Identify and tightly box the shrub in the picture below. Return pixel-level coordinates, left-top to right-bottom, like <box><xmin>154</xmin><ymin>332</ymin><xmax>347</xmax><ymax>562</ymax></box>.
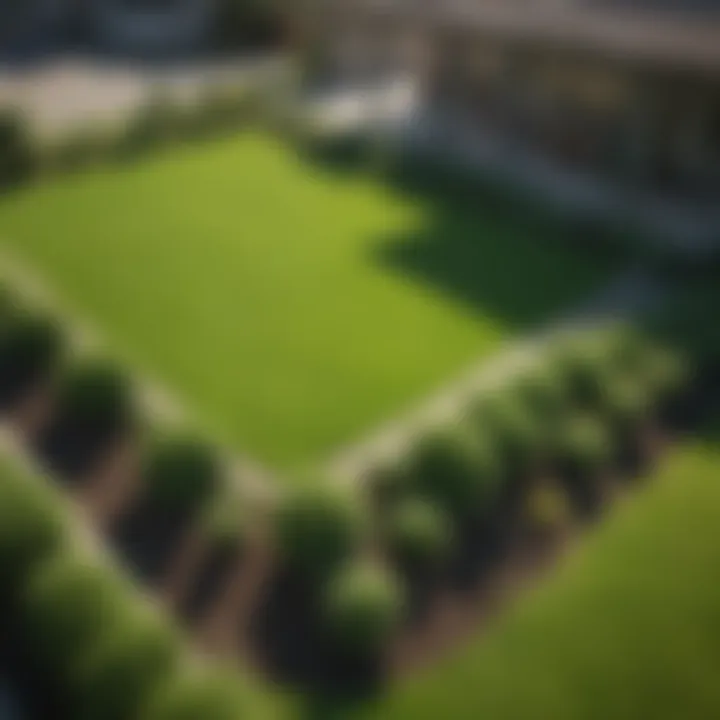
<box><xmin>275</xmin><ymin>482</ymin><xmax>366</xmax><ymax>578</ymax></box>
<box><xmin>323</xmin><ymin>561</ymin><xmax>404</xmax><ymax>656</ymax></box>
<box><xmin>22</xmin><ymin>552</ymin><xmax>129</xmax><ymax>674</ymax></box>
<box><xmin>186</xmin><ymin>86</ymin><xmax>254</xmax><ymax>137</ymax></box>
<box><xmin>76</xmin><ymin>611</ymin><xmax>181</xmax><ymax>720</ymax></box>
<box><xmin>407</xmin><ymin>425</ymin><xmax>499</xmax><ymax>519</ymax></box>
<box><xmin>0</xmin><ymin>311</ymin><xmax>64</xmax><ymax>405</ymax></box>
<box><xmin>54</xmin><ymin>360</ymin><xmax>136</xmax><ymax>436</ymax></box>
<box><xmin>553</xmin><ymin>415</ymin><xmax>613</xmax><ymax>483</ymax></box>
<box><xmin>0</xmin><ymin>459</ymin><xmax>65</xmax><ymax>593</ymax></box>
<box><xmin>143</xmin><ymin>436</ymin><xmax>221</xmax><ymax>514</ymax></box>
<box><xmin>387</xmin><ymin>498</ymin><xmax>453</xmax><ymax>570</ymax></box>
<box><xmin>643</xmin><ymin>346</ymin><xmax>689</xmax><ymax>403</ymax></box>
<box><xmin>115</xmin><ymin>95</ymin><xmax>184</xmax><ymax>158</ymax></box>
<box><xmin>524</xmin><ymin>483</ymin><xmax>573</xmax><ymax>536</ymax></box>
<box><xmin>513</xmin><ymin>363</ymin><xmax>569</xmax><ymax>421</ymax></box>
<box><xmin>141</xmin><ymin>669</ymin><xmax>248</xmax><ymax>720</ymax></box>
<box><xmin>0</xmin><ymin>111</ymin><xmax>36</xmax><ymax>185</ymax></box>
<box><xmin>470</xmin><ymin>391</ymin><xmax>544</xmax><ymax>476</ymax></box>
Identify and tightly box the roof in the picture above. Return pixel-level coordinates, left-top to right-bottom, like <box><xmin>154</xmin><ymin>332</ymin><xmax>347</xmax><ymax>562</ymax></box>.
<box><xmin>344</xmin><ymin>0</ymin><xmax>720</xmax><ymax>74</ymax></box>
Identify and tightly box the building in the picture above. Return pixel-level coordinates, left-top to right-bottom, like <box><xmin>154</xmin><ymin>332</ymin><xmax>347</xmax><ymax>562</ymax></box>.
<box><xmin>1</xmin><ymin>0</ymin><xmax>217</xmax><ymax>55</ymax></box>
<box><xmin>303</xmin><ymin>0</ymin><xmax>720</xmax><ymax>247</ymax></box>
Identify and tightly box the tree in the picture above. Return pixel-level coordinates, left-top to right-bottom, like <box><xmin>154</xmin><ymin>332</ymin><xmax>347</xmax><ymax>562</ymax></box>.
<box><xmin>387</xmin><ymin>498</ymin><xmax>453</xmax><ymax>571</ymax></box>
<box><xmin>76</xmin><ymin>612</ymin><xmax>181</xmax><ymax>720</ymax></box>
<box><xmin>143</xmin><ymin>436</ymin><xmax>222</xmax><ymax>515</ymax></box>
<box><xmin>323</xmin><ymin>561</ymin><xmax>404</xmax><ymax>656</ymax></box>
<box><xmin>407</xmin><ymin>425</ymin><xmax>499</xmax><ymax>519</ymax></box>
<box><xmin>0</xmin><ymin>459</ymin><xmax>65</xmax><ymax>596</ymax></box>
<box><xmin>22</xmin><ymin>553</ymin><xmax>129</xmax><ymax>675</ymax></box>
<box><xmin>275</xmin><ymin>482</ymin><xmax>366</xmax><ymax>578</ymax></box>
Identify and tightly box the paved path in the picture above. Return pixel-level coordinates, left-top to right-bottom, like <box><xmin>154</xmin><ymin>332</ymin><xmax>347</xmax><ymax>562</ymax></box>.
<box><xmin>327</xmin><ymin>266</ymin><xmax>667</xmax><ymax>484</ymax></box>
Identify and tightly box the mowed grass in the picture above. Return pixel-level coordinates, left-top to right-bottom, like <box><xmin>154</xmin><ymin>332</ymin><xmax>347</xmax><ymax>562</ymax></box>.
<box><xmin>0</xmin><ymin>132</ymin><xmax>614</xmax><ymax>469</ymax></box>
<box><xmin>367</xmin><ymin>431</ymin><xmax>720</xmax><ymax>720</ymax></box>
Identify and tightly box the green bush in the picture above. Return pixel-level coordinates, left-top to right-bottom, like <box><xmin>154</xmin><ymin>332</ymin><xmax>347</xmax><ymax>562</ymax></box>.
<box><xmin>115</xmin><ymin>95</ymin><xmax>184</xmax><ymax>158</ymax></box>
<box><xmin>22</xmin><ymin>552</ymin><xmax>129</xmax><ymax>674</ymax></box>
<box><xmin>0</xmin><ymin>311</ymin><xmax>64</xmax><ymax>402</ymax></box>
<box><xmin>407</xmin><ymin>425</ymin><xmax>499</xmax><ymax>518</ymax></box>
<box><xmin>54</xmin><ymin>360</ymin><xmax>136</xmax><ymax>434</ymax></box>
<box><xmin>0</xmin><ymin>459</ymin><xmax>65</xmax><ymax>592</ymax></box>
<box><xmin>141</xmin><ymin>669</ymin><xmax>248</xmax><ymax>720</ymax></box>
<box><xmin>524</xmin><ymin>483</ymin><xmax>573</xmax><ymax>535</ymax></box>
<box><xmin>275</xmin><ymin>483</ymin><xmax>366</xmax><ymax>577</ymax></box>
<box><xmin>0</xmin><ymin>111</ymin><xmax>36</xmax><ymax>185</ymax></box>
<box><xmin>470</xmin><ymin>391</ymin><xmax>544</xmax><ymax>475</ymax></box>
<box><xmin>76</xmin><ymin>612</ymin><xmax>181</xmax><ymax>720</ymax></box>
<box><xmin>513</xmin><ymin>363</ymin><xmax>569</xmax><ymax>420</ymax></box>
<box><xmin>323</xmin><ymin>561</ymin><xmax>404</xmax><ymax>656</ymax></box>
<box><xmin>143</xmin><ymin>436</ymin><xmax>221</xmax><ymax>514</ymax></box>
<box><xmin>387</xmin><ymin>498</ymin><xmax>453</xmax><ymax>570</ymax></box>
<box><xmin>643</xmin><ymin>346</ymin><xmax>689</xmax><ymax>402</ymax></box>
<box><xmin>186</xmin><ymin>87</ymin><xmax>254</xmax><ymax>137</ymax></box>
<box><xmin>553</xmin><ymin>415</ymin><xmax>614</xmax><ymax>482</ymax></box>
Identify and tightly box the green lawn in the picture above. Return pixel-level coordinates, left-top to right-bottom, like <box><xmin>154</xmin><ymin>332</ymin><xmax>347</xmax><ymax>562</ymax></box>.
<box><xmin>366</xmin><ymin>429</ymin><xmax>720</xmax><ymax>720</ymax></box>
<box><xmin>0</xmin><ymin>132</ymin><xmax>614</xmax><ymax>469</ymax></box>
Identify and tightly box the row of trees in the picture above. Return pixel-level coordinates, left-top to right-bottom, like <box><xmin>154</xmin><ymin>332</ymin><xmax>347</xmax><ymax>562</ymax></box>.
<box><xmin>0</xmin><ymin>453</ymin><xmax>252</xmax><ymax>720</ymax></box>
<box><xmin>268</xmin><ymin>323</ymin><xmax>691</xmax><ymax>656</ymax></box>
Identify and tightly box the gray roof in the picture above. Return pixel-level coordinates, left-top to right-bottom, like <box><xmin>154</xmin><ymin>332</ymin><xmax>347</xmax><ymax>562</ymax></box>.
<box><xmin>347</xmin><ymin>0</ymin><xmax>720</xmax><ymax>73</ymax></box>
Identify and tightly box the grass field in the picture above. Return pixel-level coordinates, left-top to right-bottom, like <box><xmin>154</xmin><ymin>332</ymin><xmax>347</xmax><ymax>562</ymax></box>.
<box><xmin>0</xmin><ymin>132</ymin><xmax>616</xmax><ymax>469</ymax></box>
<box><xmin>364</xmin><ymin>427</ymin><xmax>720</xmax><ymax>720</ymax></box>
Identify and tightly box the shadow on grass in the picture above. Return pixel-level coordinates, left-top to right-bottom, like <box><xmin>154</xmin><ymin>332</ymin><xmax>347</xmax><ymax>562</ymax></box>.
<box><xmin>298</xmin><ymin>134</ymin><xmax>626</xmax><ymax>333</ymax></box>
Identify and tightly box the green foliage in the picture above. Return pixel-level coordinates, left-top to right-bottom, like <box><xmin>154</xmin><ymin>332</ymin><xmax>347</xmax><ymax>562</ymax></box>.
<box><xmin>0</xmin><ymin>459</ymin><xmax>65</xmax><ymax>592</ymax></box>
<box><xmin>470</xmin><ymin>391</ymin><xmax>545</xmax><ymax>475</ymax></box>
<box><xmin>22</xmin><ymin>552</ymin><xmax>129</xmax><ymax>674</ymax></box>
<box><xmin>525</xmin><ymin>483</ymin><xmax>573</xmax><ymax>535</ymax></box>
<box><xmin>0</xmin><ymin>311</ymin><xmax>63</xmax><ymax>400</ymax></box>
<box><xmin>323</xmin><ymin>561</ymin><xmax>404</xmax><ymax>655</ymax></box>
<box><xmin>142</xmin><ymin>669</ymin><xmax>248</xmax><ymax>720</ymax></box>
<box><xmin>55</xmin><ymin>359</ymin><xmax>136</xmax><ymax>433</ymax></box>
<box><xmin>143</xmin><ymin>436</ymin><xmax>222</xmax><ymax>514</ymax></box>
<box><xmin>554</xmin><ymin>415</ymin><xmax>614</xmax><ymax>480</ymax></box>
<box><xmin>408</xmin><ymin>426</ymin><xmax>499</xmax><ymax>518</ymax></box>
<box><xmin>387</xmin><ymin>498</ymin><xmax>453</xmax><ymax>570</ymax></box>
<box><xmin>76</xmin><ymin>612</ymin><xmax>181</xmax><ymax>720</ymax></box>
<box><xmin>513</xmin><ymin>363</ymin><xmax>569</xmax><ymax>420</ymax></box>
<box><xmin>275</xmin><ymin>483</ymin><xmax>366</xmax><ymax>577</ymax></box>
<box><xmin>116</xmin><ymin>95</ymin><xmax>184</xmax><ymax>158</ymax></box>
<box><xmin>0</xmin><ymin>111</ymin><xmax>36</xmax><ymax>185</ymax></box>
